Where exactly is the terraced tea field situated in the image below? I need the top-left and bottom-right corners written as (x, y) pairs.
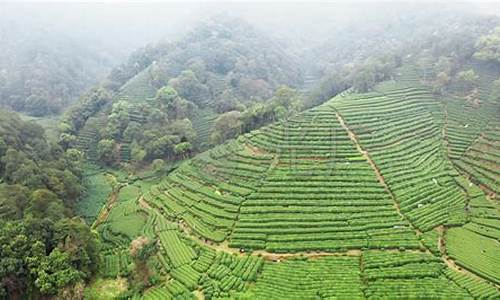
top-left (331, 82), bottom-right (467, 231)
top-left (91, 69), bottom-right (499, 298)
top-left (115, 66), bottom-right (158, 103)
top-left (443, 60), bottom-right (500, 195)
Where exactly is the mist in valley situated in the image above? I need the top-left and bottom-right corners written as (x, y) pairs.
top-left (0, 1), bottom-right (500, 298)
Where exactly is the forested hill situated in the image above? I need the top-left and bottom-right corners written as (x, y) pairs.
top-left (0, 109), bottom-right (99, 297)
top-left (0, 19), bottom-right (117, 116)
top-left (59, 17), bottom-right (304, 169)
top-left (305, 9), bottom-right (500, 107)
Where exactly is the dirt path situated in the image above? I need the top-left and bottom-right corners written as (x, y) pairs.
top-left (138, 195), bottom-right (153, 210)
top-left (155, 196), bottom-right (426, 261)
top-left (336, 109), bottom-right (500, 290)
top-left (335, 111), bottom-right (423, 237)
top-left (245, 143), bottom-right (270, 156)
top-left (193, 290), bottom-right (205, 300)
top-left (136, 111), bottom-right (431, 261)
top-left (92, 178), bottom-right (124, 229)
top-left (437, 225), bottom-right (500, 289)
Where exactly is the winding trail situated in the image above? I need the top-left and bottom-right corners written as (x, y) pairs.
top-left (141, 193), bottom-right (426, 262)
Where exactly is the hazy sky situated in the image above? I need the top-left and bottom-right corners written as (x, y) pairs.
top-left (1, 1), bottom-right (498, 61)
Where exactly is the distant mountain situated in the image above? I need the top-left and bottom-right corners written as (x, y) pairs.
top-left (0, 19), bottom-right (118, 116)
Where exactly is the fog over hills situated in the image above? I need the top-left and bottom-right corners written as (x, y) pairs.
top-left (0, 1), bottom-right (499, 299)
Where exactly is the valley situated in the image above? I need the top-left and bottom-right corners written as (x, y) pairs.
top-left (0, 3), bottom-right (499, 299)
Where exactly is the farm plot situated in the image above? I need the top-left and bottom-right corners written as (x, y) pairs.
top-left (331, 83), bottom-right (467, 231)
top-left (115, 65), bottom-right (158, 103)
top-left (362, 251), bottom-right (469, 298)
top-left (76, 168), bottom-right (113, 224)
top-left (200, 251), bottom-right (263, 299)
top-left (192, 108), bottom-right (218, 150)
top-left (445, 226), bottom-right (500, 284)
top-left (105, 200), bottom-right (146, 240)
top-left (137, 210), bottom-right (264, 299)
top-left (231, 106), bottom-right (419, 252)
top-left (244, 256), bottom-right (364, 299)
top-left (246, 106), bottom-right (345, 159)
top-left (147, 140), bottom-right (275, 243)
top-left (454, 119), bottom-right (500, 195)
top-left (100, 250), bottom-right (131, 278)
top-left (443, 268), bottom-right (499, 299)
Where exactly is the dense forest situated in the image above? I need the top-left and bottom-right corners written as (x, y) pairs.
top-left (0, 110), bottom-right (99, 297)
top-left (0, 20), bottom-right (117, 116)
top-left (59, 18), bottom-right (304, 169)
top-left (0, 2), bottom-right (499, 299)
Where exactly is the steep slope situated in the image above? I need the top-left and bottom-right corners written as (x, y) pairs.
top-left (129, 73), bottom-right (498, 296)
top-left (146, 104), bottom-right (420, 252)
top-left (444, 60), bottom-right (500, 195)
top-left (331, 82), bottom-right (467, 231)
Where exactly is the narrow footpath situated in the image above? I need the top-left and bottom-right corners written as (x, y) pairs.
top-left (336, 109), bottom-right (499, 290)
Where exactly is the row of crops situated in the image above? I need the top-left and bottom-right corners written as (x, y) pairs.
top-left (116, 65), bottom-right (158, 103)
top-left (141, 189), bottom-right (498, 299)
top-left (443, 60), bottom-right (500, 194)
top-left (141, 183), bottom-right (500, 299)
top-left (74, 114), bottom-right (107, 162)
top-left (145, 140), bottom-right (275, 243)
top-left (136, 201), bottom-right (265, 299)
top-left (245, 256), bottom-right (364, 299)
top-left (445, 177), bottom-right (500, 285)
top-left (331, 82), bottom-right (468, 231)
top-left (96, 179), bottom-right (153, 277)
top-left (362, 251), bottom-right (469, 298)
top-left (239, 250), bottom-right (499, 299)
top-left (145, 101), bottom-right (426, 252)
top-left (454, 119), bottom-right (500, 195)
top-left (230, 106), bottom-right (420, 252)
top-left (191, 108), bottom-right (218, 150)
top-left (102, 65), bottom-right (500, 297)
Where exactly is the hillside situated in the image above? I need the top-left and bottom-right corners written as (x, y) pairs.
top-left (61, 17), bottom-right (303, 168)
top-left (0, 109), bottom-right (101, 297)
top-left (86, 59), bottom-right (500, 298)
top-left (0, 17), bottom-right (116, 116)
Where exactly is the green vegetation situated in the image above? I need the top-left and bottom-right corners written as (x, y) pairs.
top-left (84, 278), bottom-right (128, 299)
top-left (60, 18), bottom-right (304, 170)
top-left (332, 82), bottom-right (467, 231)
top-left (0, 110), bottom-right (101, 296)
top-left (244, 256), bottom-right (363, 299)
top-left (444, 268), bottom-right (499, 299)
top-left (3, 5), bottom-right (500, 299)
top-left (76, 168), bottom-right (113, 224)
top-left (362, 251), bottom-right (468, 298)
top-left (446, 227), bottom-right (499, 284)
